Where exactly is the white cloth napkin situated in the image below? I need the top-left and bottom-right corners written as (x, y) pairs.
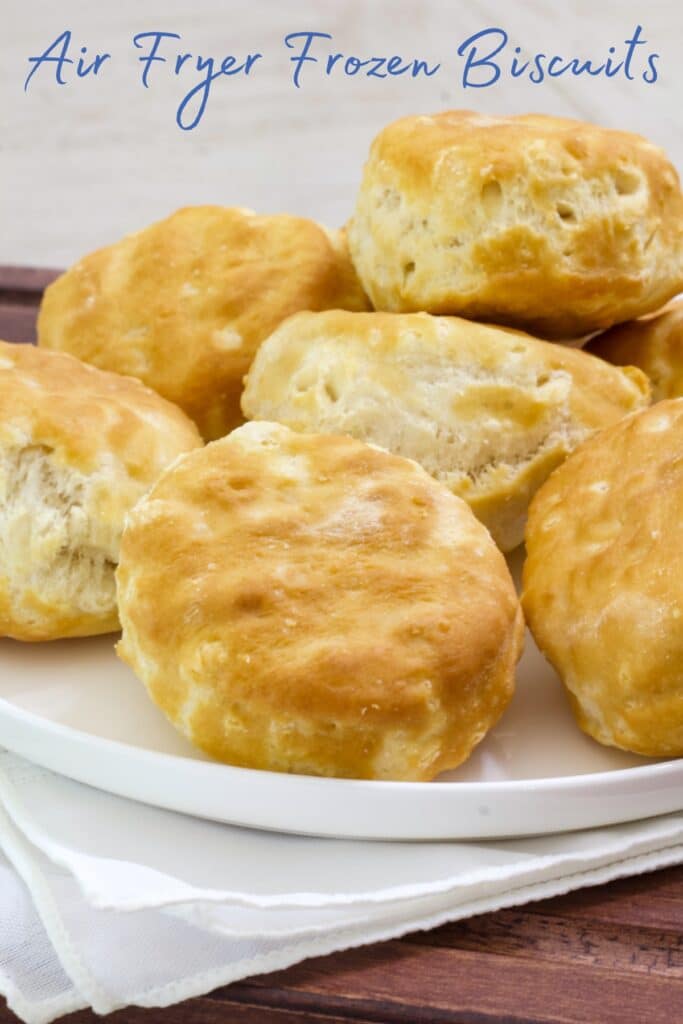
top-left (2, 750), bottom-right (683, 1024)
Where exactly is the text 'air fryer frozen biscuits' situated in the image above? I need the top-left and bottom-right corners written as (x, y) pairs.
top-left (347, 111), bottom-right (683, 339)
top-left (523, 400), bottom-right (683, 757)
top-left (587, 298), bottom-right (683, 401)
top-left (116, 422), bottom-right (523, 781)
top-left (0, 341), bottom-right (202, 641)
top-left (242, 310), bottom-right (650, 551)
top-left (37, 206), bottom-right (369, 441)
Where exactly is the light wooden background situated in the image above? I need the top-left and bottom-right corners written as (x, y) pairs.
top-left (3, 0), bottom-right (682, 267)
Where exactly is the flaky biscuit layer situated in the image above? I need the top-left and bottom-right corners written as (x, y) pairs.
top-left (348, 111), bottom-right (683, 338)
top-left (243, 310), bottom-right (649, 550)
top-left (0, 341), bottom-right (201, 640)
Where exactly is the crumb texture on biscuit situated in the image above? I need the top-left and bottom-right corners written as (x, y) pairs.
top-left (523, 399), bottom-right (683, 756)
top-left (0, 341), bottom-right (202, 640)
top-left (348, 111), bottom-right (683, 338)
top-left (0, 445), bottom-right (118, 638)
top-left (116, 422), bottom-right (523, 780)
top-left (37, 206), bottom-right (370, 440)
top-left (242, 311), bottom-right (650, 551)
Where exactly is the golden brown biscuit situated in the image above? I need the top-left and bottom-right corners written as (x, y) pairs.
top-left (37, 207), bottom-right (369, 440)
top-left (587, 299), bottom-right (683, 400)
top-left (242, 310), bottom-right (650, 551)
top-left (116, 422), bottom-right (523, 780)
top-left (0, 341), bottom-right (202, 641)
top-left (348, 111), bottom-right (683, 338)
top-left (523, 399), bottom-right (683, 756)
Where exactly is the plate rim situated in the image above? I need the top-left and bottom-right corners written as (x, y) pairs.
top-left (1, 693), bottom-right (680, 795)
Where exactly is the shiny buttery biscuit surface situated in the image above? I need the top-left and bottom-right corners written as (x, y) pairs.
top-left (348, 110), bottom-right (683, 338)
top-left (523, 399), bottom-right (683, 756)
top-left (38, 206), bottom-right (369, 440)
top-left (117, 422), bottom-right (523, 780)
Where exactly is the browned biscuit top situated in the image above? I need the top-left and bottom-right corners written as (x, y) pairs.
top-left (587, 298), bottom-right (683, 400)
top-left (117, 422), bottom-right (523, 780)
top-left (523, 399), bottom-right (683, 756)
top-left (348, 110), bottom-right (683, 338)
top-left (0, 340), bottom-right (200, 478)
top-left (38, 206), bottom-right (369, 440)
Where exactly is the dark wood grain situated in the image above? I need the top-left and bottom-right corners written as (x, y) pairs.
top-left (0, 303), bottom-right (41, 344)
top-left (0, 266), bottom-right (59, 344)
top-left (0, 265), bottom-right (61, 296)
top-left (51, 1003), bottom-right (379, 1024)
top-left (1, 264), bottom-right (683, 1024)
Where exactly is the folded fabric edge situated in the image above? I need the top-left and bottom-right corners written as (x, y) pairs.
top-left (0, 966), bottom-right (85, 1024)
top-left (126, 841), bottom-right (683, 1011)
top-left (0, 805), bottom-right (110, 1015)
top-left (164, 837), bottom-right (683, 941)
top-left (27, 817), bottom-right (683, 913)
top-left (2, 792), bottom-right (682, 1021)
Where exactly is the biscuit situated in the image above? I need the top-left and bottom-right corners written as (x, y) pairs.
top-left (241, 311), bottom-right (650, 551)
top-left (587, 299), bottom-right (683, 401)
top-left (347, 111), bottom-right (683, 339)
top-left (0, 341), bottom-right (202, 641)
top-left (116, 422), bottom-right (523, 780)
top-left (37, 207), bottom-right (369, 440)
top-left (523, 399), bottom-right (683, 756)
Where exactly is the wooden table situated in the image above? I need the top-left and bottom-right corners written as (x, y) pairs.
top-left (2, 266), bottom-right (683, 1024)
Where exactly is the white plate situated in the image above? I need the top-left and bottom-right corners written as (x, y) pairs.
top-left (0, 552), bottom-right (681, 840)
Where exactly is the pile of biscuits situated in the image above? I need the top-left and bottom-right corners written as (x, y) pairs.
top-left (3, 110), bottom-right (683, 780)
